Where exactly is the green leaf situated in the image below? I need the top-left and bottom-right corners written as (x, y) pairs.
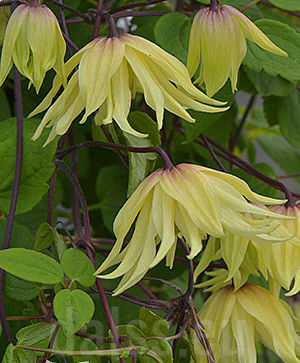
top-left (53, 289), bottom-right (95, 337)
top-left (132, 4), bottom-right (168, 41)
top-left (34, 223), bottom-right (56, 251)
top-left (1, 344), bottom-right (14, 363)
top-left (4, 274), bottom-right (39, 301)
top-left (0, 248), bottom-right (63, 284)
top-left (96, 165), bottom-right (128, 233)
top-left (259, 133), bottom-right (300, 184)
top-left (268, 0), bottom-right (300, 11)
top-left (0, 118), bottom-right (58, 215)
top-left (0, 89), bottom-right (11, 122)
top-left (61, 248), bottom-right (96, 287)
top-left (245, 68), bottom-right (295, 97)
top-left (278, 90), bottom-right (300, 148)
top-left (1, 344), bottom-right (36, 363)
top-left (182, 81), bottom-right (235, 142)
top-left (126, 112), bottom-right (159, 196)
top-left (16, 322), bottom-right (55, 346)
top-left (263, 96), bottom-right (281, 126)
top-left (232, 163), bottom-right (280, 198)
top-left (243, 20), bottom-right (300, 83)
top-left (53, 327), bottom-right (101, 363)
top-left (142, 338), bottom-right (173, 363)
top-left (154, 13), bottom-right (191, 64)
top-left (139, 308), bottom-right (169, 338)
top-left (0, 220), bottom-right (34, 249)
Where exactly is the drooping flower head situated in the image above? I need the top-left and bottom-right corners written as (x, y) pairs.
top-left (191, 283), bottom-right (299, 363)
top-left (193, 203), bottom-right (297, 290)
top-left (186, 3), bottom-right (288, 96)
top-left (95, 163), bottom-right (289, 295)
top-left (259, 202), bottom-right (300, 296)
top-left (0, 0), bottom-right (66, 93)
top-left (29, 34), bottom-right (227, 145)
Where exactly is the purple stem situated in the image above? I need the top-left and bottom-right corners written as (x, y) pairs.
top-left (56, 140), bottom-right (174, 170)
top-left (58, 0), bottom-right (74, 56)
top-left (93, 0), bottom-right (104, 38)
top-left (44, 0), bottom-right (91, 21)
top-left (47, 133), bottom-right (69, 226)
top-left (175, 127), bottom-right (297, 205)
top-left (101, 125), bottom-right (128, 169)
top-left (54, 160), bottom-right (125, 363)
top-left (205, 135), bottom-right (295, 206)
top-left (47, 171), bottom-right (58, 226)
top-left (210, 0), bottom-right (219, 10)
top-left (0, 66), bottom-right (23, 344)
top-left (109, 0), bottom-right (166, 14)
top-left (200, 134), bottom-right (227, 172)
top-left (229, 95), bottom-right (256, 152)
top-left (69, 132), bottom-right (83, 240)
top-left (113, 10), bottom-right (170, 17)
top-left (136, 282), bottom-right (158, 300)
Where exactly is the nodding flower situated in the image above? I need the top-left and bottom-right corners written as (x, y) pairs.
top-left (191, 283), bottom-right (299, 363)
top-left (29, 34), bottom-right (227, 145)
top-left (0, 1), bottom-right (66, 93)
top-left (95, 163), bottom-right (289, 295)
top-left (186, 4), bottom-right (287, 96)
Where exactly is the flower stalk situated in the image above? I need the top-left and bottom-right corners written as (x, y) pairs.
top-left (56, 140), bottom-right (174, 170)
top-left (0, 66), bottom-right (23, 344)
top-left (53, 159), bottom-right (125, 363)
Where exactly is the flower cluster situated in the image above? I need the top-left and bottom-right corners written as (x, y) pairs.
top-left (0, 2), bottom-right (297, 363)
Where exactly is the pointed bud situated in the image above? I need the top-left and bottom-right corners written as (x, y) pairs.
top-left (0, 2), bottom-right (66, 93)
top-left (187, 4), bottom-right (287, 96)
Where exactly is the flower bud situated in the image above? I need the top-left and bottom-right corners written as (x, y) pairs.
top-left (0, 2), bottom-right (66, 92)
top-left (187, 4), bottom-right (287, 96)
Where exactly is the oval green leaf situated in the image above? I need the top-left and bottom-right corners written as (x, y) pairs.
top-left (0, 248), bottom-right (63, 284)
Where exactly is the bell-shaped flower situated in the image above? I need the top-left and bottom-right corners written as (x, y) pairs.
top-left (191, 283), bottom-right (299, 363)
top-left (29, 34), bottom-right (227, 145)
top-left (258, 202), bottom-right (300, 296)
top-left (187, 4), bottom-right (287, 96)
top-left (194, 205), bottom-right (296, 290)
top-left (0, 1), bottom-right (66, 93)
top-left (95, 163), bottom-right (288, 295)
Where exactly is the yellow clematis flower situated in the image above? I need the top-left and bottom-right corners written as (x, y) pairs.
top-left (191, 283), bottom-right (299, 363)
top-left (0, 1), bottom-right (66, 93)
top-left (29, 34), bottom-right (227, 145)
top-left (95, 163), bottom-right (289, 295)
top-left (259, 202), bottom-right (300, 296)
top-left (186, 3), bottom-right (288, 96)
top-left (0, 2), bottom-right (10, 46)
top-left (193, 205), bottom-right (297, 290)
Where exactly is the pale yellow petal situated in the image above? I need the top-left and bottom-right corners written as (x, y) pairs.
top-left (0, 5), bottom-right (28, 86)
top-left (231, 305), bottom-right (257, 363)
top-left (227, 5), bottom-right (287, 57)
top-left (150, 185), bottom-right (176, 267)
top-left (187, 10), bottom-right (204, 77)
top-left (237, 284), bottom-right (298, 363)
